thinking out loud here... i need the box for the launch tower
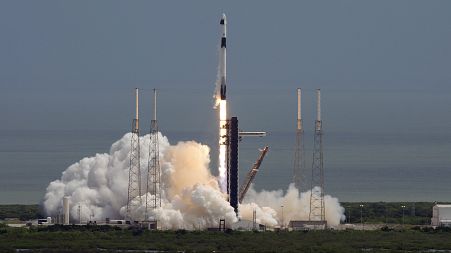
[293,88,305,192]
[228,117,239,214]
[145,89,161,220]
[309,89,325,223]
[126,88,142,221]
[226,117,266,214]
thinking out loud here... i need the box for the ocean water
[0,129,450,204]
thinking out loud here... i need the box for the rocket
[219,14,227,100]
[217,14,228,193]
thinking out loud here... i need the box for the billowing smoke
[43,133,344,229]
[240,184,345,227]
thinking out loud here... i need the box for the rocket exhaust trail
[217,14,228,193]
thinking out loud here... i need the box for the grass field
[1,224,451,252]
[1,203,450,252]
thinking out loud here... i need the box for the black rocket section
[220,15,227,100]
[220,77,226,100]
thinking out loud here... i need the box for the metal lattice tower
[145,89,161,220]
[126,88,142,221]
[309,89,325,222]
[293,88,306,192]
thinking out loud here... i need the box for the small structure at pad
[431,204,451,227]
[289,220,327,230]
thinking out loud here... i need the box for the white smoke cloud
[43,133,344,229]
[240,184,345,227]
[43,133,236,228]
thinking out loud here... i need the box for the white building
[431,204,451,227]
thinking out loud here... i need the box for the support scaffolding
[309,89,325,223]
[293,88,306,192]
[145,89,161,220]
[126,88,142,221]
[228,117,239,214]
[226,117,267,215]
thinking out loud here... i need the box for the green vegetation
[0,205,43,221]
[1,225,451,252]
[1,203,450,252]
[341,202,450,225]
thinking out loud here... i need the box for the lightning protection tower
[145,89,161,220]
[309,89,325,223]
[293,88,306,192]
[126,88,142,221]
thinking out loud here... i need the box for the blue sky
[1,0,451,134]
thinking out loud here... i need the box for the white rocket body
[219,14,227,100]
[218,14,228,192]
